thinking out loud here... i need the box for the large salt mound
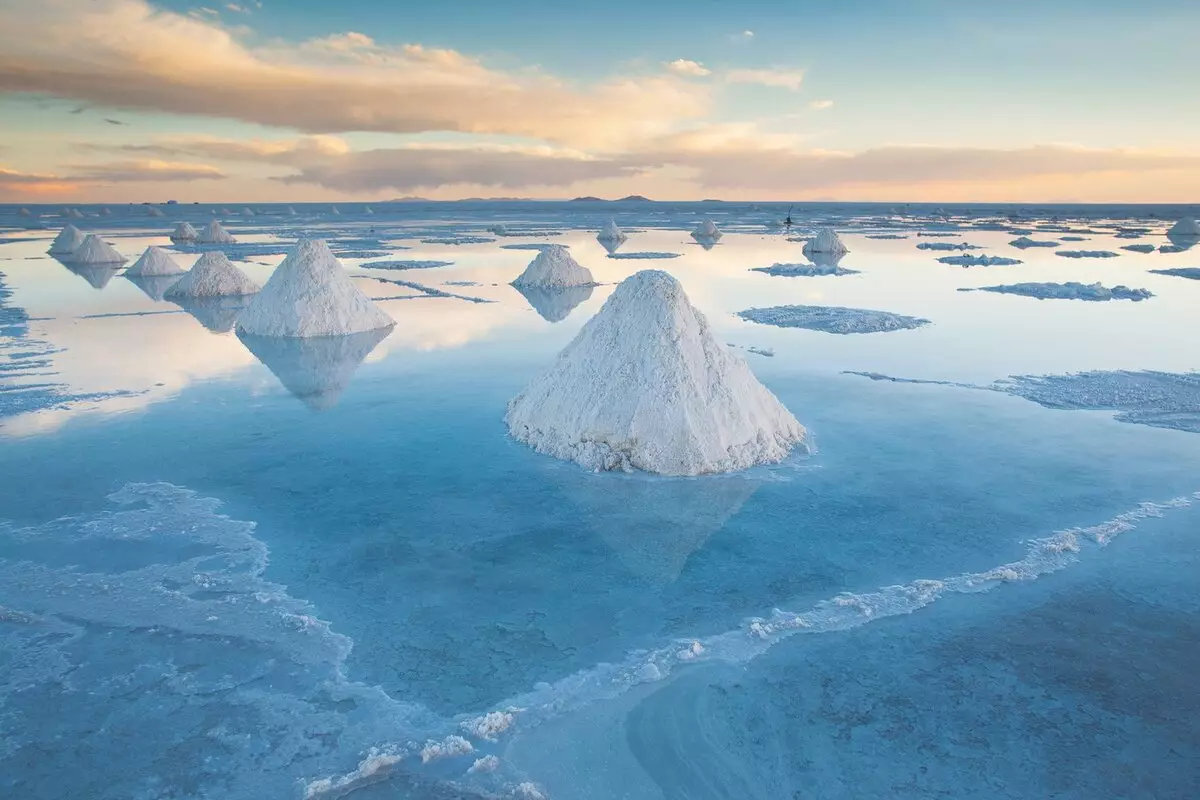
[691,219,722,241]
[597,219,627,243]
[506,269,806,476]
[69,234,126,265]
[803,228,848,257]
[165,252,260,299]
[126,246,184,277]
[48,224,86,255]
[512,244,595,289]
[1167,218,1200,237]
[171,222,199,242]
[196,220,237,245]
[236,239,393,337]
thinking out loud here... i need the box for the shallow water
[1,202,1198,799]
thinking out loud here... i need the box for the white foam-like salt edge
[164,251,260,298]
[125,245,184,277]
[511,244,595,289]
[301,748,405,799]
[515,783,548,799]
[460,710,517,742]
[468,755,501,774]
[48,224,85,255]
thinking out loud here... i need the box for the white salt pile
[511,244,595,289]
[100,207,111,216]
[241,207,256,217]
[69,234,126,265]
[286,206,297,215]
[164,252,260,299]
[506,269,807,476]
[364,206,375,215]
[598,219,627,243]
[126,246,184,277]
[146,206,165,217]
[803,228,848,257]
[237,239,393,337]
[48,224,86,255]
[330,206,340,215]
[938,254,1023,267]
[196,220,237,245]
[691,219,722,241]
[961,281,1152,302]
[66,208,84,219]
[170,222,199,242]
[18,207,31,217]
[1167,218,1200,237]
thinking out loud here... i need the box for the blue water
[1,203,1198,799]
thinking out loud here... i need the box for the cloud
[725,68,806,90]
[665,59,711,78]
[104,118,128,125]
[731,30,754,41]
[0,0,709,148]
[85,134,352,165]
[225,2,250,12]
[809,99,834,110]
[68,160,227,182]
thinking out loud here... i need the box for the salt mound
[239,328,392,410]
[963,281,1153,302]
[165,252,260,299]
[126,246,184,277]
[48,224,86,255]
[511,244,595,289]
[236,239,393,337]
[506,269,807,476]
[171,222,199,241]
[598,219,627,243]
[1168,218,1200,237]
[196,220,237,245]
[286,206,297,215]
[18,207,30,217]
[803,227,848,257]
[1056,250,1119,259]
[69,234,126,265]
[691,219,722,240]
[146,206,165,217]
[241,207,256,217]
[330,206,340,215]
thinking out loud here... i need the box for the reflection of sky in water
[2,209,1199,799]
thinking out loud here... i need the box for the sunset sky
[1,0,1197,203]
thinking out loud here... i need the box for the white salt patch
[803,227,848,257]
[196,220,237,245]
[916,241,979,251]
[48,224,86,255]
[1121,244,1157,254]
[126,246,184,277]
[468,755,500,774]
[69,234,126,264]
[165,252,260,299]
[507,270,807,476]
[597,219,627,243]
[461,710,515,741]
[677,641,705,661]
[302,747,405,799]
[514,783,548,800]
[236,239,393,337]
[1168,217,1200,237]
[419,734,473,764]
[171,222,199,242]
[691,219,722,240]
[511,245,595,289]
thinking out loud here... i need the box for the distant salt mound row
[196,220,237,245]
[803,228,848,257]
[69,234,126,265]
[48,224,86,255]
[597,219,627,243]
[507,270,806,476]
[691,219,722,241]
[1168,218,1200,237]
[865,234,908,240]
[421,236,495,245]
[237,239,393,337]
[126,246,184,277]
[752,262,860,277]
[165,252,260,299]
[1150,268,1200,281]
[512,244,595,289]
[961,282,1153,302]
[938,254,1023,267]
[1056,250,1119,259]
[171,222,199,242]
[916,241,979,251]
[738,304,930,334]
[607,252,682,260]
[1121,244,1157,254]
[1009,237,1060,249]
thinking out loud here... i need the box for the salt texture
[125,246,184,277]
[419,735,473,764]
[752,262,860,277]
[1056,250,1119,259]
[1009,236,1060,249]
[170,222,199,242]
[511,244,595,289]
[1167,218,1200,237]
[237,239,394,337]
[468,756,501,774]
[48,224,85,255]
[608,251,682,260]
[460,710,516,742]
[738,304,930,334]
[506,270,806,476]
[165,251,260,299]
[68,234,126,264]
[1121,244,1157,254]
[691,219,722,241]
[597,219,627,243]
[196,219,237,245]
[916,241,979,251]
[937,254,1022,267]
[961,282,1153,302]
[1150,268,1200,281]
[802,227,848,257]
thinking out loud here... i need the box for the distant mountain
[618,195,652,202]
[390,196,431,202]
[461,196,529,202]
[569,196,604,202]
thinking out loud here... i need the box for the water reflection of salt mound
[238,328,392,410]
[599,237,624,255]
[512,283,595,323]
[172,295,254,333]
[126,274,182,301]
[65,262,122,289]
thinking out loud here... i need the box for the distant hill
[617,195,652,202]
[389,196,431,202]
[569,196,604,202]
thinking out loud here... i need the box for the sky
[0,0,1197,203]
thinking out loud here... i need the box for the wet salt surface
[2,202,1200,798]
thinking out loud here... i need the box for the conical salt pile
[286,207,297,215]
[330,206,340,215]
[171,222,199,242]
[66,208,84,219]
[364,206,375,215]
[49,224,86,255]
[803,227,848,257]
[165,252,259,299]
[236,239,393,337]
[241,207,256,217]
[196,219,237,245]
[100,207,112,216]
[691,219,722,241]
[18,207,31,217]
[126,246,184,277]
[597,219,627,243]
[506,269,807,475]
[1168,218,1200,237]
[146,206,164,217]
[511,245,595,289]
[69,234,126,265]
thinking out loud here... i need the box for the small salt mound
[330,206,340,215]
[171,222,199,242]
[100,207,111,216]
[598,219,627,243]
[1168,218,1200,237]
[962,281,1152,302]
[146,206,165,217]
[67,208,84,219]
[938,254,1022,267]
[69,234,126,265]
[241,207,256,217]
[286,206,297,215]
[165,252,259,299]
[506,269,807,476]
[196,220,237,245]
[803,228,848,257]
[126,246,184,277]
[364,206,374,215]
[236,239,393,337]
[48,224,86,255]
[18,207,31,217]
[691,219,722,240]
[512,244,595,289]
